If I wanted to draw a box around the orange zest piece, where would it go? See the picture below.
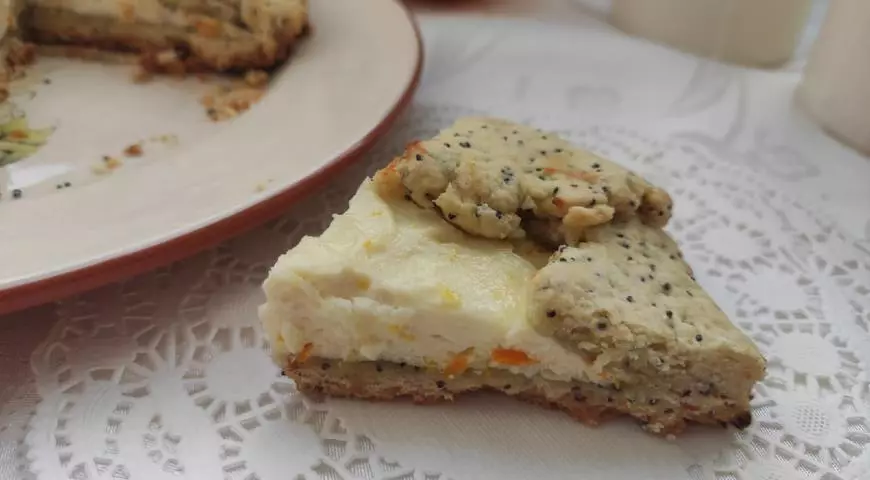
[295,342,314,363]
[552,197,566,210]
[8,130,27,139]
[491,347,537,366]
[444,348,474,376]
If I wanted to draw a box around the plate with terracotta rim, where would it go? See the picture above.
[0,0,422,314]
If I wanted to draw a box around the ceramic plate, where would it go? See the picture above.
[0,0,422,313]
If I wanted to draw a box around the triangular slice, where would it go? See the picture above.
[260,119,765,436]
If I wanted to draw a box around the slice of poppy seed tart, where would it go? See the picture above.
[1,0,308,74]
[260,119,765,436]
[373,117,673,246]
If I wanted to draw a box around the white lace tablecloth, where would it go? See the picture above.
[3,12,870,480]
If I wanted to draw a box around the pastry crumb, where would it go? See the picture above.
[90,136,177,176]
[202,83,265,121]
[103,155,122,168]
[123,143,143,157]
[92,155,123,174]
[150,134,179,145]
[130,64,270,122]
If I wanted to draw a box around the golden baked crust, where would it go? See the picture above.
[285,356,754,436]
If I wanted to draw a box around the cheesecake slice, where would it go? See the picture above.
[260,119,766,435]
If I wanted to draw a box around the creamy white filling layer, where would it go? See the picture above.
[260,179,600,383]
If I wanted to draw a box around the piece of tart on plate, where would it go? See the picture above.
[260,117,767,436]
[0,0,308,76]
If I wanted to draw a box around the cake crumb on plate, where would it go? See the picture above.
[123,144,143,157]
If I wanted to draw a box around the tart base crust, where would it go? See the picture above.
[284,355,754,436]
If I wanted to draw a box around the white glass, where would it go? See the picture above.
[797,0,870,156]
[610,0,812,68]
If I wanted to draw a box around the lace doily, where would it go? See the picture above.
[2,14,870,480]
